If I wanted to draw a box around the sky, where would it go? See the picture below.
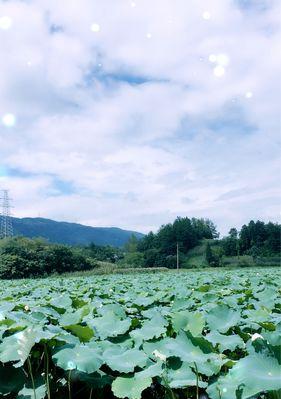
[0,0,280,236]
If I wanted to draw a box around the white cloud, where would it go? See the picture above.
[0,0,280,235]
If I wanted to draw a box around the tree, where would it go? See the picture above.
[86,243,123,263]
[137,232,156,251]
[124,234,138,253]
[119,252,144,268]
[238,221,280,256]
[229,228,238,239]
[239,225,250,253]
[264,222,281,254]
[137,216,219,268]
[221,237,238,256]
[205,242,213,264]
[0,254,28,279]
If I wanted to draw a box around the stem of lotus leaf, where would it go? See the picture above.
[44,344,51,399]
[68,370,72,399]
[27,357,37,399]
[194,362,199,399]
[89,388,93,399]
[162,361,176,399]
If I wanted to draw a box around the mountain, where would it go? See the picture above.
[11,217,144,247]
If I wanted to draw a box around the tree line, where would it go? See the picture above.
[121,217,219,268]
[0,217,280,278]
[122,218,280,268]
[221,220,280,257]
[0,237,96,279]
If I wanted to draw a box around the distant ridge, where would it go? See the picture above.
[11,217,144,247]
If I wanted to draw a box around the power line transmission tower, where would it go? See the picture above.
[0,190,13,238]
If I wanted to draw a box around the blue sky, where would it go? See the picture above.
[0,0,280,235]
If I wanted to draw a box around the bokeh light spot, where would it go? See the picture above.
[217,53,230,66]
[2,113,16,127]
[91,23,100,32]
[0,16,12,30]
[209,54,217,63]
[245,91,253,98]
[202,11,211,20]
[213,65,225,77]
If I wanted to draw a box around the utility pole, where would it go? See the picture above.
[0,190,13,238]
[176,242,179,270]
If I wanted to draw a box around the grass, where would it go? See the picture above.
[60,264,169,277]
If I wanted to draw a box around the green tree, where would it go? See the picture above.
[206,242,213,264]
[124,234,139,253]
[229,228,238,239]
[0,237,96,279]
[119,252,144,268]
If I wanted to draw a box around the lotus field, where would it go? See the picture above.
[0,268,280,399]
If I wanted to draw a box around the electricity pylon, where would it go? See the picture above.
[0,190,13,238]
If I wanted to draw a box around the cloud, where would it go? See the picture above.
[0,0,280,235]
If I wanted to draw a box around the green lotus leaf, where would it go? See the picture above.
[130,313,168,342]
[90,311,131,339]
[0,327,54,366]
[64,324,94,342]
[53,344,103,373]
[205,330,245,352]
[97,303,126,318]
[171,311,205,336]
[17,383,46,399]
[207,353,281,399]
[166,360,207,389]
[165,331,208,364]
[263,325,281,347]
[46,325,80,345]
[206,305,240,333]
[112,375,152,399]
[142,337,173,358]
[50,295,72,311]
[243,307,272,323]
[0,303,15,320]
[103,346,147,373]
[136,361,163,378]
[60,306,89,327]
[171,298,191,311]
[194,353,224,377]
[132,296,155,308]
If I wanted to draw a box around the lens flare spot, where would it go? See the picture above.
[209,54,217,63]
[91,23,100,32]
[213,65,225,77]
[67,361,75,369]
[2,113,16,127]
[217,53,230,66]
[202,11,211,20]
[245,91,253,98]
[0,16,12,30]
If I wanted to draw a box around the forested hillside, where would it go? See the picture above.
[12,217,144,247]
[122,218,281,269]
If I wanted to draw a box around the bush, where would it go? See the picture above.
[0,237,97,279]
[118,252,145,268]
[0,254,28,279]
